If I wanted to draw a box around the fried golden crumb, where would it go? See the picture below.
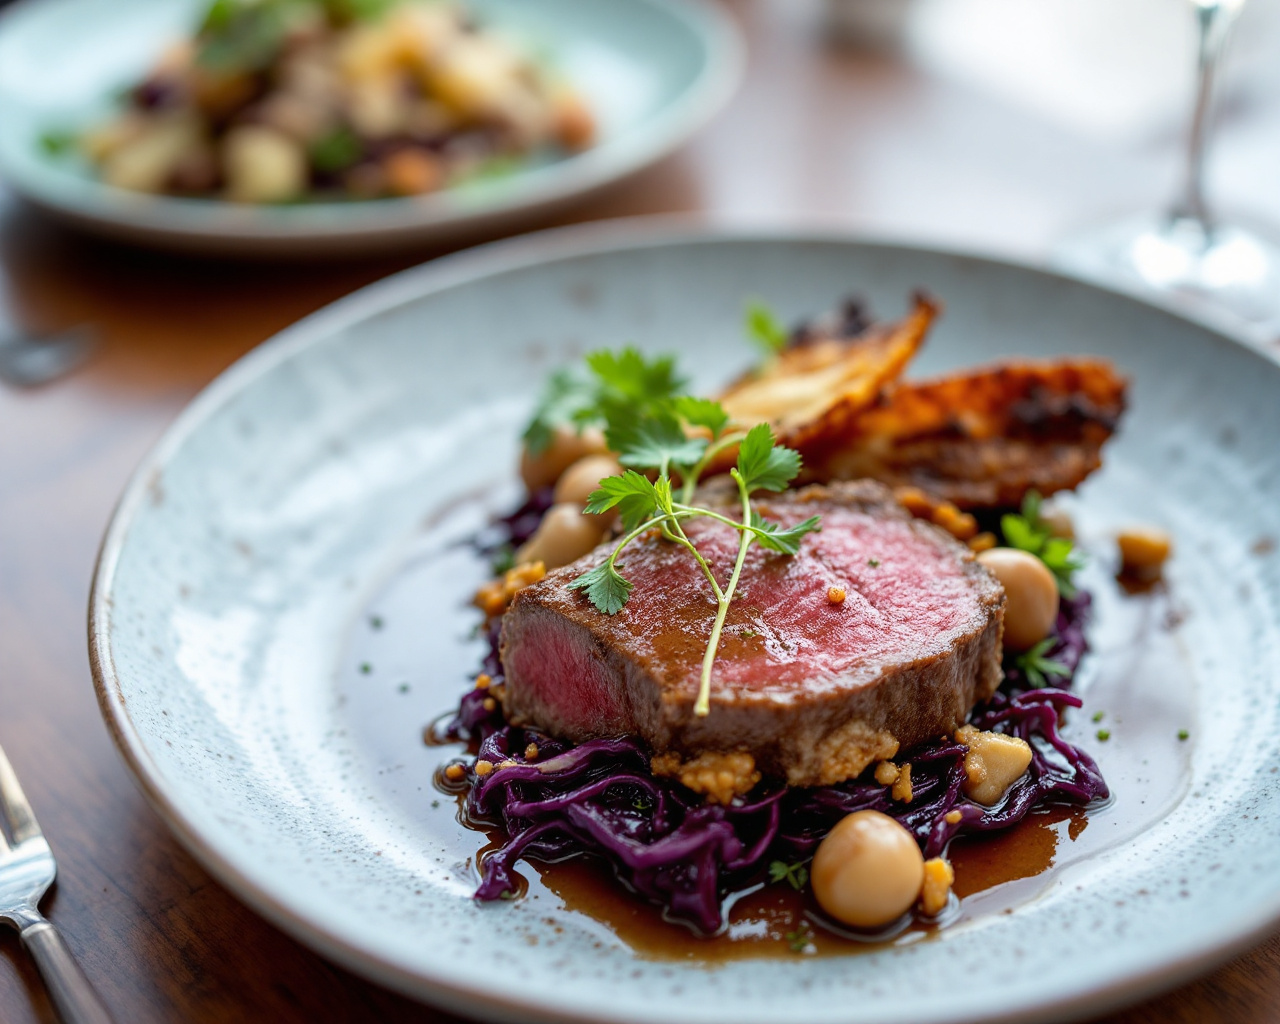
[931,501,978,541]
[893,487,979,542]
[894,486,935,518]
[944,809,962,825]
[920,857,955,916]
[496,760,517,771]
[892,763,913,803]
[968,532,997,553]
[474,674,492,689]
[524,743,539,761]
[474,761,493,777]
[827,586,847,604]
[444,763,465,782]
[482,697,497,713]
[874,761,900,786]
[651,751,761,806]
[474,561,547,617]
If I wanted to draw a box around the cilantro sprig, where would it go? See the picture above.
[543,350,822,718]
[1001,490,1083,597]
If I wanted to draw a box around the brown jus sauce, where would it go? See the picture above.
[342,493,1196,965]
[466,805,1088,962]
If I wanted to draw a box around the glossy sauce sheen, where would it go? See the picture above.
[341,494,1195,963]
[525,806,1088,961]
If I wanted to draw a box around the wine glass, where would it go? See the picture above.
[1055,0,1280,336]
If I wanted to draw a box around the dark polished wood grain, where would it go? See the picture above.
[0,1,1276,1021]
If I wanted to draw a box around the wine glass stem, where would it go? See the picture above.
[1172,4,1236,228]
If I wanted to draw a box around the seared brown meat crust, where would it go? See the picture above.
[500,482,1005,787]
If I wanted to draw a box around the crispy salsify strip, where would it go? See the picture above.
[718,293,938,447]
[712,293,1125,510]
[796,360,1128,509]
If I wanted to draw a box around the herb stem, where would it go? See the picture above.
[694,469,754,717]
[667,515,726,604]
[679,431,747,504]
[671,503,776,546]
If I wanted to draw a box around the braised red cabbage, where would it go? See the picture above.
[445,592,1106,935]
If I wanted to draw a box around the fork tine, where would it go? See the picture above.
[0,742,42,845]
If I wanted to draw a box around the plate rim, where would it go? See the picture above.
[88,217,1280,1024]
[0,0,743,252]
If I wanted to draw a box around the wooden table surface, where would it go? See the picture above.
[1,1,1277,1021]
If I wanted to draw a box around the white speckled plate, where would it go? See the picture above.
[90,223,1280,1023]
[0,0,739,256]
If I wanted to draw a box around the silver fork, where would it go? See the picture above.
[0,743,113,1024]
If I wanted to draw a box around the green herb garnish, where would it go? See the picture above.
[1092,711,1105,723]
[1096,728,1111,742]
[768,860,809,891]
[549,354,821,718]
[325,0,397,23]
[522,348,685,456]
[1178,729,1190,741]
[38,130,76,157]
[1013,638,1070,689]
[1001,490,1083,596]
[745,300,789,357]
[490,545,516,576]
[310,127,363,173]
[197,0,297,73]
[785,923,815,954]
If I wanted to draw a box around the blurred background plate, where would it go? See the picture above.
[89,222,1280,1023]
[0,0,740,256]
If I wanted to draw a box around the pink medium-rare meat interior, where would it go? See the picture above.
[506,495,989,706]
[607,503,979,697]
[501,609,639,736]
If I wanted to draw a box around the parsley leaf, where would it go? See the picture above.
[522,368,598,455]
[523,348,686,455]
[672,396,730,439]
[768,859,810,891]
[584,471,660,533]
[745,301,789,356]
[1000,490,1083,596]
[586,348,686,408]
[736,423,802,493]
[1013,638,1070,689]
[606,412,706,473]
[568,561,633,615]
[749,510,822,555]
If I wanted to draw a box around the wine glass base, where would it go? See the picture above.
[1054,214,1280,340]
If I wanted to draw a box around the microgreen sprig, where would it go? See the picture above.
[1001,490,1084,597]
[548,357,821,719]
